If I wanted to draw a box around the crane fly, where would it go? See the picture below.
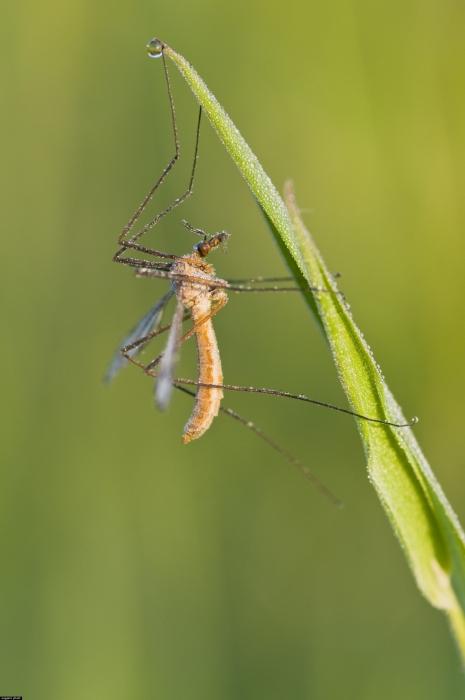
[106,38,417,504]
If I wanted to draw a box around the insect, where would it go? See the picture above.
[106,38,416,503]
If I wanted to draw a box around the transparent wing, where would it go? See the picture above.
[155,299,184,410]
[105,290,174,383]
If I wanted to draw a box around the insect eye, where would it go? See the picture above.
[147,38,164,59]
[195,242,208,257]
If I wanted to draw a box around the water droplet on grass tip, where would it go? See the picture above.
[147,38,163,59]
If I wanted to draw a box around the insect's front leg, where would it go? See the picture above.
[113,244,178,267]
[115,104,202,256]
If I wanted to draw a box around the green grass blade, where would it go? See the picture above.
[162,39,465,659]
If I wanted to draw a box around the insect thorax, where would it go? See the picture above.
[171,254,218,309]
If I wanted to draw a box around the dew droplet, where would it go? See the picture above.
[147,37,164,59]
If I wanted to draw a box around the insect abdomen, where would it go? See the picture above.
[182,301,223,444]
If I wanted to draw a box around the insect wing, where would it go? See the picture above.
[155,300,184,410]
[105,290,174,382]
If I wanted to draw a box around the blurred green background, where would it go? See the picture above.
[2,0,465,697]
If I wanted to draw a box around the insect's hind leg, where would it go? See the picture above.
[173,384,342,507]
[168,377,417,429]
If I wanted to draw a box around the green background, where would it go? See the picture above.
[2,0,465,697]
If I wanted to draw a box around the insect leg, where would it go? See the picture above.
[132,267,332,296]
[226,274,342,284]
[113,249,180,268]
[174,384,342,507]
[116,104,202,254]
[118,52,181,244]
[226,276,295,284]
[167,378,418,429]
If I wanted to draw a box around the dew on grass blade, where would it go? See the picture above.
[146,37,164,59]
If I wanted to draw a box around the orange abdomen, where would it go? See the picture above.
[182,301,223,443]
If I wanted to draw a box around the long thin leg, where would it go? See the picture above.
[114,49,203,273]
[121,105,201,248]
[113,108,202,262]
[116,104,202,264]
[114,107,201,262]
[226,276,295,284]
[228,273,342,283]
[117,53,179,243]
[133,266,328,294]
[121,333,342,505]
[159,377,418,428]
[174,384,342,507]
[114,252,180,268]
[112,288,393,425]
